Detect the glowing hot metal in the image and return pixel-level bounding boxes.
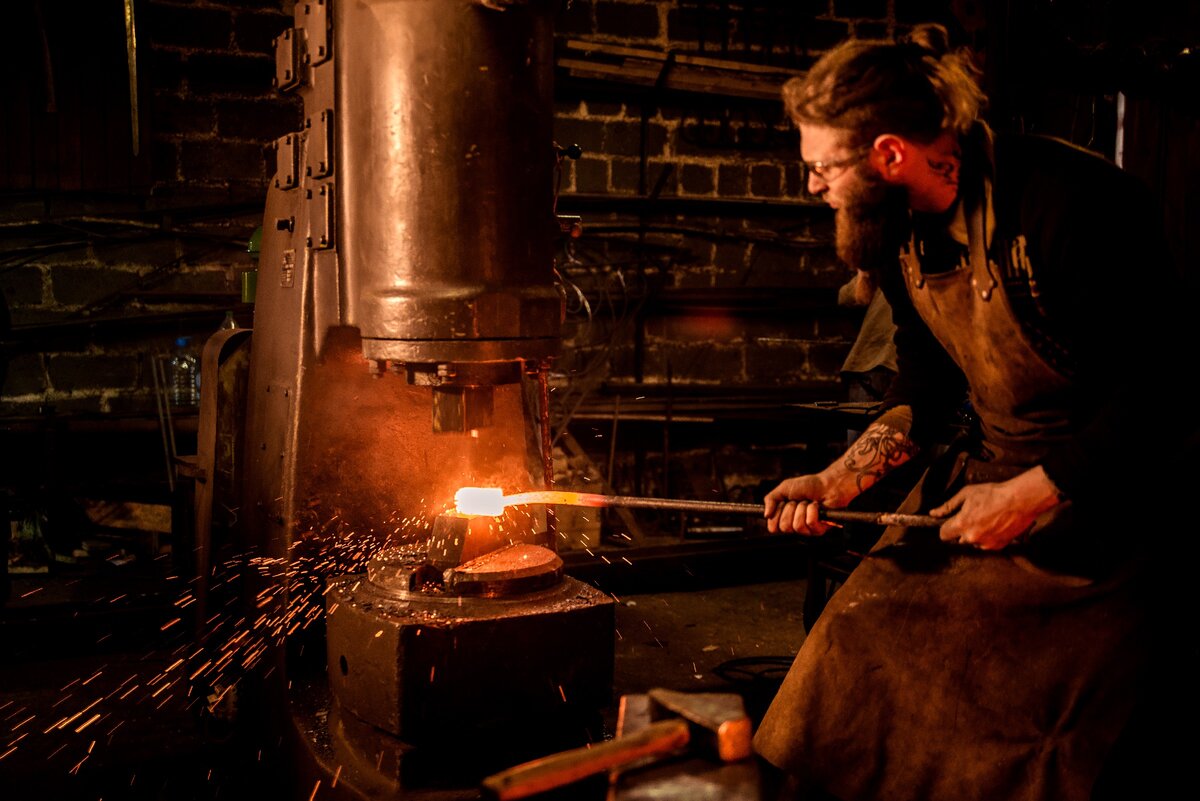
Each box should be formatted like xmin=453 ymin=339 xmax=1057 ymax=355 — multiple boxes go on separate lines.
xmin=455 ymin=488 xmax=612 ymax=517
xmin=453 ymin=487 xmax=943 ymax=528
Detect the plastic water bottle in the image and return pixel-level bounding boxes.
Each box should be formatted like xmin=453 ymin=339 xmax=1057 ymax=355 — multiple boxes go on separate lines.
xmin=168 ymin=337 xmax=199 ymax=407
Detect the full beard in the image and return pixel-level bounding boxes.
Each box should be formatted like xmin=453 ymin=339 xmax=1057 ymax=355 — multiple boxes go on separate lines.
xmin=834 ymin=167 xmax=911 ymax=296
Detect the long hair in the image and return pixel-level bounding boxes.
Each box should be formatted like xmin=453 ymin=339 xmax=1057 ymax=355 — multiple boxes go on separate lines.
xmin=783 ymin=24 xmax=985 ymax=147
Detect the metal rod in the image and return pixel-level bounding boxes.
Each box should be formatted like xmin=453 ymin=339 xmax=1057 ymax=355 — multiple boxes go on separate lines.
xmin=537 ymin=361 xmax=557 ymax=544
xmin=554 ymin=493 xmax=943 ymax=529
xmin=456 ymin=488 xmax=941 ymax=530
xmin=607 ymin=395 xmax=620 ymax=537
xmin=151 ymin=354 xmax=175 ymax=493
xmin=124 ymin=0 xmax=140 ymax=155
xmin=606 ymin=395 xmax=620 ymax=489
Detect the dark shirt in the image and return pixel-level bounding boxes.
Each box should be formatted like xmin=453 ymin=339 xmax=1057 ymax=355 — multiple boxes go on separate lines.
xmin=878 ymin=129 xmax=1186 ymax=510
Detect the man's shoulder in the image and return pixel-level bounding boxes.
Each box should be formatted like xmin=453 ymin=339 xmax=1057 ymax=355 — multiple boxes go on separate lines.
xmin=992 ymin=132 xmax=1147 ymax=210
xmin=996 ymin=133 xmax=1123 ymax=180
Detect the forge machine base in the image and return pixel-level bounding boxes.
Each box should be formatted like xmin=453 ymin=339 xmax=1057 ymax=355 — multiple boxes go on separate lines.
xmin=310 ymin=562 xmax=614 ymax=796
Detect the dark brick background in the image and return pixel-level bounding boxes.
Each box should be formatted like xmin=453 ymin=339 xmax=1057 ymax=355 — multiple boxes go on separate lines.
xmin=8 ymin=0 xmax=1146 ymax=420
xmin=1 ymin=0 xmax=297 ymax=415
xmin=0 ymin=0 xmax=890 ymax=417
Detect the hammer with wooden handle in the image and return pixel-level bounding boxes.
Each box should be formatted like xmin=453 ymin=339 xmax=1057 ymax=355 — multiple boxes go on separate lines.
xmin=480 ymin=689 xmax=752 ymax=800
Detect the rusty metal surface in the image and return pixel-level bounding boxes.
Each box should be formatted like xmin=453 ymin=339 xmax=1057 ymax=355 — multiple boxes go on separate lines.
xmin=325 ymin=574 xmax=615 ymax=742
xmin=234 ymin=2 xmax=615 ymax=794
xmin=243 ymin=0 xmax=562 ymax=553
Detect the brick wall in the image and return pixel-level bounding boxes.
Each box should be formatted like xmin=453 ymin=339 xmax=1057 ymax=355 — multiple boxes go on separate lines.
xmin=148 ymin=0 xmax=301 ymax=193
xmin=1 ymin=0 xmax=299 ymax=416
xmin=0 ymin=0 xmax=955 ymax=418
xmin=545 ymin=0 xmax=920 ymax=509
xmin=550 ymin=0 xmax=924 ymax=394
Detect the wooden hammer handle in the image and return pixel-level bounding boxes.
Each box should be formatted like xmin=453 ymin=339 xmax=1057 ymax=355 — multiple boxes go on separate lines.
xmin=480 ymin=718 xmax=690 ymax=800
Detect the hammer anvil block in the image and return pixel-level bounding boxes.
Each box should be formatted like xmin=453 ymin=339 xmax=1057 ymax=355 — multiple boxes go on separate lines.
xmin=480 ymin=688 xmax=753 ymax=801
xmin=427 ymin=511 xmax=510 ymax=569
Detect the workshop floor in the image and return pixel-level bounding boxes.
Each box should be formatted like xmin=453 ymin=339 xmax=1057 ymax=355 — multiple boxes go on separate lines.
xmin=0 ymin=561 xmax=810 ymax=801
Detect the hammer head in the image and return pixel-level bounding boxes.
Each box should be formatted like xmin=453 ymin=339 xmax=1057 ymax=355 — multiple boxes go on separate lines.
xmin=647 ymin=688 xmax=752 ymax=762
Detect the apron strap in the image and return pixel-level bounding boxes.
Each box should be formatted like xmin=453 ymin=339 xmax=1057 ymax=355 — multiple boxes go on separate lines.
xmin=966 ymin=182 xmax=998 ymax=301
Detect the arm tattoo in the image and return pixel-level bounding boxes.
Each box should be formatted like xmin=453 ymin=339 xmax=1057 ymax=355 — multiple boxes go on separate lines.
xmin=843 ymin=423 xmax=919 ymax=493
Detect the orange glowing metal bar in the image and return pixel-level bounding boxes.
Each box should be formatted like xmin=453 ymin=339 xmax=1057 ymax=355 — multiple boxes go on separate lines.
xmin=453 ymin=487 xmax=504 ymax=516
xmin=454 ymin=487 xmax=609 ymax=517
xmin=454 ymin=486 xmax=944 ymax=528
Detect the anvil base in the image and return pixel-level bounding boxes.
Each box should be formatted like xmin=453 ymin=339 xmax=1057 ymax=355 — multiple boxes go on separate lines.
xmin=322 ymin=573 xmax=615 ymax=791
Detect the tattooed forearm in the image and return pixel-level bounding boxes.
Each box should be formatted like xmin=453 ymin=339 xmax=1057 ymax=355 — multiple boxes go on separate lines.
xmin=843 ymin=423 xmax=919 ymax=493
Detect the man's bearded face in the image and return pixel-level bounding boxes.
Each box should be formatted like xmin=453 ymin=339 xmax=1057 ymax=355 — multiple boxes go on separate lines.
xmin=834 ymin=163 xmax=910 ymax=283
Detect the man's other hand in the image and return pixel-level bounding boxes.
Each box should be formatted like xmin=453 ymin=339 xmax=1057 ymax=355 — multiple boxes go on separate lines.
xmin=931 ymin=466 xmax=1065 ymax=550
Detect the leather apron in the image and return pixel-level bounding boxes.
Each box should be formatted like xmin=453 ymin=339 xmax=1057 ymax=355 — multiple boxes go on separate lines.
xmin=753 ymin=189 xmax=1147 ymax=801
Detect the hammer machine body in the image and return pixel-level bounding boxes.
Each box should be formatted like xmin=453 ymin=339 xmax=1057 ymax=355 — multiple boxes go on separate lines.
xmin=231 ymin=0 xmax=614 ymax=795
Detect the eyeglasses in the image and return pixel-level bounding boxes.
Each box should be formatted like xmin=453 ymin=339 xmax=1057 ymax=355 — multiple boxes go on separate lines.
xmin=801 ymin=150 xmax=868 ymax=181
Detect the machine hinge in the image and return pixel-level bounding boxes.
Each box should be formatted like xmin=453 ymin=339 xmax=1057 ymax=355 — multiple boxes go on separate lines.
xmin=306 ymin=110 xmax=333 ymax=179
xmin=274 ymin=132 xmax=300 ymax=190
xmin=300 ymin=0 xmax=330 ymax=66
xmin=273 ymin=27 xmax=299 ymax=91
xmin=307 ymin=184 xmax=334 ymax=250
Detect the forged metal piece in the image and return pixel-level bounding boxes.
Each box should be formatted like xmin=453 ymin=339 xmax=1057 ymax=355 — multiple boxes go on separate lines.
xmin=367 ymin=541 xmax=563 ymax=597
xmin=444 ymin=543 xmax=564 ymax=597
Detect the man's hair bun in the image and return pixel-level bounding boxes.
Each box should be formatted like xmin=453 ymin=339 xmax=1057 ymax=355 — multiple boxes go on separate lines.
xmin=903 ymin=23 xmax=953 ymax=59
